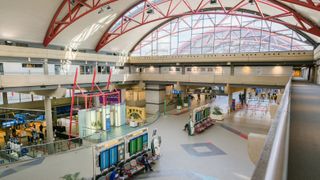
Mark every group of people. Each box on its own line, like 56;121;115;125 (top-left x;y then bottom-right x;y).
107;153;153;180
267;92;278;102
27;124;45;145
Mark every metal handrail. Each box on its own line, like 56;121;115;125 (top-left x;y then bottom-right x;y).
251;78;291;180
0;131;101;166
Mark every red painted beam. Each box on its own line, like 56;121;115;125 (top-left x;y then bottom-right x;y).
44;0;119;46
279;0;320;11
95;0;320;52
69;68;78;141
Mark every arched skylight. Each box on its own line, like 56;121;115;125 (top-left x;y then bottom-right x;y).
131;13;313;56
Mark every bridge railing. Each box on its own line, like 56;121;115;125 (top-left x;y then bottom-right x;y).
251;78;291;180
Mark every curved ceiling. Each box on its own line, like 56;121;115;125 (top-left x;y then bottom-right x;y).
131;14;314;56
0;0;319;54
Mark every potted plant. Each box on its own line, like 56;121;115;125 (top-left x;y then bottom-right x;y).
183;96;189;107
210;106;224;121
177;95;183;110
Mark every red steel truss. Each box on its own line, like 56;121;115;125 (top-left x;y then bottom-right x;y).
279;0;320;11
95;0;320;51
43;0;119;46
68;67;120;140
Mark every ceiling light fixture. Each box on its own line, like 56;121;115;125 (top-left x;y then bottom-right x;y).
98;4;112;14
210;0;217;4
4;40;13;46
146;4;154;14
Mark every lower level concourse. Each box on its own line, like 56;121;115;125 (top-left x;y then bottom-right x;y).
0;91;279;180
1;1;320;179
0;102;256;180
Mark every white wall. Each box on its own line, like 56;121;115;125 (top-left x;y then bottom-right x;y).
113;67;129;74
143;66;160;74
59;64;79;75
316;64;320;85
234;66;292;76
160;67;183;74
185;66;230;75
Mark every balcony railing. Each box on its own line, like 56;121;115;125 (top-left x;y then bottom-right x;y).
251;78;291;180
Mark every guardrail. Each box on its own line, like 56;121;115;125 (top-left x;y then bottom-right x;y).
251;78;291;180
0;111;163;167
0;128;116;166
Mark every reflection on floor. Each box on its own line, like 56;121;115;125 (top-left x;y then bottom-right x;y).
222;109;272;136
0;109;255;180
0;95;269;180
135;112;254;180
190;95;272;136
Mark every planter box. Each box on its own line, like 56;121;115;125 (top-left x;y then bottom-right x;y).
177;106;182;110
210;114;224;121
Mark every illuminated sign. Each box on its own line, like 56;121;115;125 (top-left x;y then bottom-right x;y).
172;89;183;94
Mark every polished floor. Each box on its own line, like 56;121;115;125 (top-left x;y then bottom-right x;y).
0;110;255;180
134;112;255;180
288;82;320;180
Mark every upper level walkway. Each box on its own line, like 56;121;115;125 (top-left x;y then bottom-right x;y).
288;82;320;180
0;73;289;91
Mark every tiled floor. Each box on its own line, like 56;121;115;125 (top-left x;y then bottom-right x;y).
135;112;255;180
206;95;272;136
0;111;255;180
222;110;271;135
0;96;261;180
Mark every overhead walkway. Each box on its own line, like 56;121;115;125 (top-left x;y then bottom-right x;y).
0;73;289;91
288;82;320;180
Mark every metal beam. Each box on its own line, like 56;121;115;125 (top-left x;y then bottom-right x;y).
44;0;119;46
96;0;320;51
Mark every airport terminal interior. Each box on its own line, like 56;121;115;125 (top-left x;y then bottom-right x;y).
0;0;320;180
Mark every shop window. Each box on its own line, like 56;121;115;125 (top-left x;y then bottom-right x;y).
22;63;43;68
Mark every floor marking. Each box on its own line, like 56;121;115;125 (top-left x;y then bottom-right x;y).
220;124;248;140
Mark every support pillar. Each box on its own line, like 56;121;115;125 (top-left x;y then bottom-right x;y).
43;59;49;75
3;92;8;105
3;92;9;142
316;63;320;85
44;96;54;154
228;92;233;110
94;96;100;107
182;66;185;75
145;84;165;114
120;89;126;103
52;107;57;127
230;65;235;76
225;84;233;111
243;88;247;104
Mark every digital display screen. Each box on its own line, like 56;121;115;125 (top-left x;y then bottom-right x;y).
129;133;148;156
